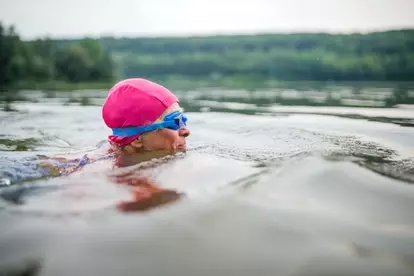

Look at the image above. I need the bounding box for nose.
[179,127,190,137]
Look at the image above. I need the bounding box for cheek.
[145,129,180,149]
[161,129,181,144]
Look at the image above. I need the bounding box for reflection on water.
[0,138,40,152]
[0,259,41,276]
[0,86,414,276]
[322,136,414,184]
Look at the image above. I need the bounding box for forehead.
[157,103,183,121]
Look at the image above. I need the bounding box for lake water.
[1,87,414,276]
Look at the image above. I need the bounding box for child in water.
[41,78,191,212]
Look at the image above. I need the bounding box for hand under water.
[108,169,183,212]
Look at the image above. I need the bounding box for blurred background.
[1,0,414,109]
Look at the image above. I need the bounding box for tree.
[55,44,94,82]
[0,23,25,87]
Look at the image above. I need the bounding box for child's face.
[138,103,190,152]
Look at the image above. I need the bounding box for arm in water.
[38,153,113,176]
[37,140,115,176]
[108,170,183,212]
[38,147,183,213]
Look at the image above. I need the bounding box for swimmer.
[102,78,191,211]
[103,78,190,165]
[40,78,191,212]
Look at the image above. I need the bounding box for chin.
[175,144,186,152]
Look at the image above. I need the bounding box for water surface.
[1,88,414,276]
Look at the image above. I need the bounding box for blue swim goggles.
[111,111,188,137]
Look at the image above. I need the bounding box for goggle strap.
[112,123,164,137]
[111,112,187,137]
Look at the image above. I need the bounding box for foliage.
[0,22,114,89]
[2,20,414,91]
[92,30,414,81]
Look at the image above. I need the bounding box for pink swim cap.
[102,78,179,147]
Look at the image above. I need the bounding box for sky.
[0,0,414,39]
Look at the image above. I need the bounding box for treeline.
[2,21,414,89]
[53,30,414,81]
[101,30,414,81]
[0,22,114,89]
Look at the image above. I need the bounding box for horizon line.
[19,26,414,41]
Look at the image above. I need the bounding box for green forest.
[99,30,414,82]
[1,20,414,91]
[0,22,114,90]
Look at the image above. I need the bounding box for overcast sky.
[1,0,413,39]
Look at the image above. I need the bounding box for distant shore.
[8,77,414,92]
[11,80,114,92]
